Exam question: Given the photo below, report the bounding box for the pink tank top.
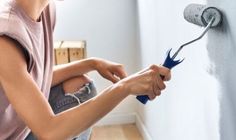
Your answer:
[0,0,56,139]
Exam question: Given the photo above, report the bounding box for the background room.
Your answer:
[54,0,236,140]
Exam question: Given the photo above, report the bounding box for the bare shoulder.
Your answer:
[0,36,27,79]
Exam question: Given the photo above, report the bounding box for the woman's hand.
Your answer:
[93,58,128,83]
[52,57,127,86]
[119,65,171,100]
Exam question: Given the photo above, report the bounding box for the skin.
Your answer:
[0,0,171,139]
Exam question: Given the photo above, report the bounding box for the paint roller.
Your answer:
[136,4,223,104]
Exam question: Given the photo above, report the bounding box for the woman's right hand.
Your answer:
[119,65,171,100]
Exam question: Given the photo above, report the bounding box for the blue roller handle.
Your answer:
[136,49,184,104]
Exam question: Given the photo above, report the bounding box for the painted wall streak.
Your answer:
[207,0,236,140]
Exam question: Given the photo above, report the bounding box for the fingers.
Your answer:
[152,75,162,96]
[106,72,120,83]
[97,61,127,83]
[107,65,127,83]
[148,93,157,101]
[158,66,171,81]
[118,64,171,102]
[149,65,166,90]
[146,65,169,100]
[113,64,127,80]
[147,86,160,100]
[156,73,166,90]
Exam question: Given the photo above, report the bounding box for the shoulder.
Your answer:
[0,36,28,77]
[0,15,35,73]
[0,2,36,72]
[0,5,33,52]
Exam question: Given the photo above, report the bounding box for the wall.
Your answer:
[137,0,221,140]
[53,0,139,124]
[206,0,236,140]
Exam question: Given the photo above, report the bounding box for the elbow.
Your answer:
[37,133,74,140]
[36,131,55,140]
[32,124,59,140]
[37,135,50,140]
[37,132,63,140]
[35,127,72,140]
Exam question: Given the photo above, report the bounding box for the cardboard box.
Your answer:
[54,41,87,65]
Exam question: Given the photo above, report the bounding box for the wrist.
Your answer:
[115,79,131,97]
[86,57,99,70]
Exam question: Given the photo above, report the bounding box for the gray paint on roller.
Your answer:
[207,0,236,139]
[184,4,222,27]
[184,4,210,27]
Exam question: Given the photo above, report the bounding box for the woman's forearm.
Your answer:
[52,58,97,87]
[43,82,128,139]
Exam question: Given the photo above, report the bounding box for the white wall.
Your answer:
[54,0,139,123]
[206,0,236,140]
[137,0,221,140]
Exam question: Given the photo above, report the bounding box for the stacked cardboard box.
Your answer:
[54,41,87,65]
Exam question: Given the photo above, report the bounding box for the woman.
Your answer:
[0,0,171,139]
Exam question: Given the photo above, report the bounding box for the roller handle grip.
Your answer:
[136,49,184,104]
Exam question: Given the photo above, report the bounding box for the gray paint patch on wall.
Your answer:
[206,0,236,139]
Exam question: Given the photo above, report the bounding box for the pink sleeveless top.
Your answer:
[0,0,56,139]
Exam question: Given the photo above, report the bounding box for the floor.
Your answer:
[90,124,143,140]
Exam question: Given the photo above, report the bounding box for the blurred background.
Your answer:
[54,0,236,140]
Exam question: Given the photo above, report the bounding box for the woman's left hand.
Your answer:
[93,58,127,83]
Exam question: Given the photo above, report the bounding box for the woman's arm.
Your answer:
[52,58,96,87]
[52,57,127,87]
[0,36,170,139]
[0,36,129,139]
